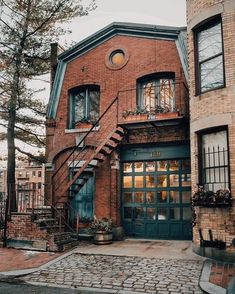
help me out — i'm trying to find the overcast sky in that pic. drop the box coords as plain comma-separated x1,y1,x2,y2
0,0,186,156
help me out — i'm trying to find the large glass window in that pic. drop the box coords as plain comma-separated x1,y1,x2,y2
138,76,175,112
69,85,100,128
200,129,229,191
195,17,224,93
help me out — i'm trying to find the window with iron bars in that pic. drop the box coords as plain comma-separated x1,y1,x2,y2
200,128,230,192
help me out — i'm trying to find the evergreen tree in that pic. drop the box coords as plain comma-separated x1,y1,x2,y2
0,0,96,211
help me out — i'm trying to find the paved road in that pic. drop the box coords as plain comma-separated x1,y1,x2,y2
23,253,204,294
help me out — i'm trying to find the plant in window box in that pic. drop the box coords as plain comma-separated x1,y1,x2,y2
192,185,231,206
88,217,113,245
155,106,179,119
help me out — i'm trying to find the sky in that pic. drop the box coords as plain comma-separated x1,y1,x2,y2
0,0,186,156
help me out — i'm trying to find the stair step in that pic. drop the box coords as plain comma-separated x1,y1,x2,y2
116,127,125,135
34,218,57,224
100,146,113,155
110,132,123,142
105,140,118,149
94,153,106,161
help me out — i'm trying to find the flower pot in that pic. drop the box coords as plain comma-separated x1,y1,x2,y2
93,230,112,245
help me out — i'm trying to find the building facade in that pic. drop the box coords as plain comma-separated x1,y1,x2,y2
187,0,235,257
46,23,192,240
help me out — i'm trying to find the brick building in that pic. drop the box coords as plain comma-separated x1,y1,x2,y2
46,23,191,240
187,0,235,258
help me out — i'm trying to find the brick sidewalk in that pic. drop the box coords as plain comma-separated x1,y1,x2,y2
0,248,62,272
209,261,235,289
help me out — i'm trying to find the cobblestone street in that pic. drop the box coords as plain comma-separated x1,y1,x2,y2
23,253,204,293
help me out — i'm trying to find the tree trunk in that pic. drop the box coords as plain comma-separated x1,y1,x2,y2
7,109,16,212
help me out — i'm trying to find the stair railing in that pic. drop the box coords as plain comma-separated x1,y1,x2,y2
51,95,119,206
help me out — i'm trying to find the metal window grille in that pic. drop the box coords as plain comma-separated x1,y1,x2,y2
202,145,229,191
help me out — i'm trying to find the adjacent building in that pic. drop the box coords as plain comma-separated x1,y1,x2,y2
187,0,235,257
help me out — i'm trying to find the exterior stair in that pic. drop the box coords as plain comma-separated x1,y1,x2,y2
61,126,125,196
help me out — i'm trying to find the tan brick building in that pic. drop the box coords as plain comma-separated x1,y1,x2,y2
45,23,191,240
187,0,235,258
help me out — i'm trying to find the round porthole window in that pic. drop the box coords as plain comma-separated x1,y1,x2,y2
110,50,125,66
105,47,129,70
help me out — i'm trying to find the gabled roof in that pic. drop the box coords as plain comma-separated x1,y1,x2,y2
47,22,188,119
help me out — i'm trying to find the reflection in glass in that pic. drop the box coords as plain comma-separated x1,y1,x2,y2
157,161,167,171
157,191,167,203
123,176,132,188
182,159,190,171
170,191,180,203
169,174,179,186
123,162,132,173
124,192,132,203
146,162,155,172
146,191,154,203
134,176,143,188
124,207,132,219
146,175,155,187
182,173,191,187
158,208,167,220
135,192,144,203
170,208,180,220
147,208,155,220
134,162,144,172
169,160,179,171
182,191,191,203
135,207,144,219
183,207,192,220
157,175,167,187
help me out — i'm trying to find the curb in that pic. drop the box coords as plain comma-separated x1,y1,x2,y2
0,246,79,278
199,259,226,294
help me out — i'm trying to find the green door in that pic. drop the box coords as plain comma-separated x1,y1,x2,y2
121,156,192,240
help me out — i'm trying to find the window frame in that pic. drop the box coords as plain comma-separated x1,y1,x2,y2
198,126,231,192
194,15,225,95
137,72,175,112
69,85,100,129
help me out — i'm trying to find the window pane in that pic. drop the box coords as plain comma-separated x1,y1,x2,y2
198,22,222,62
134,162,144,172
169,191,180,203
157,175,167,187
182,159,191,171
157,161,167,171
135,207,144,219
123,163,132,173
123,176,132,188
170,208,180,220
200,55,224,92
158,79,174,112
182,207,192,221
146,162,155,172
124,207,132,219
124,192,132,203
169,174,179,186
158,208,168,220
157,191,167,203
182,173,191,187
182,191,191,203
169,160,179,171
146,208,155,220
142,81,156,111
89,90,100,122
146,175,155,187
134,176,143,188
135,192,144,203
74,92,85,122
146,191,154,203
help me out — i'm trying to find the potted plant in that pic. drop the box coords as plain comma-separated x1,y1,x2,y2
88,217,113,245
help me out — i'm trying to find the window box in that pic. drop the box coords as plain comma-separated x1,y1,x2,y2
155,111,179,120
192,186,231,207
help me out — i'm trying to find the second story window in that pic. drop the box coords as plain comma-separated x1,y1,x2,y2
195,16,224,94
69,85,100,128
138,74,175,113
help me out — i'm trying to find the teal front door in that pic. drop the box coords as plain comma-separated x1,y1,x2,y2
70,176,94,224
121,157,192,240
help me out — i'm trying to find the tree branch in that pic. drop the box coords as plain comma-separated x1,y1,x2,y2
15,146,45,163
